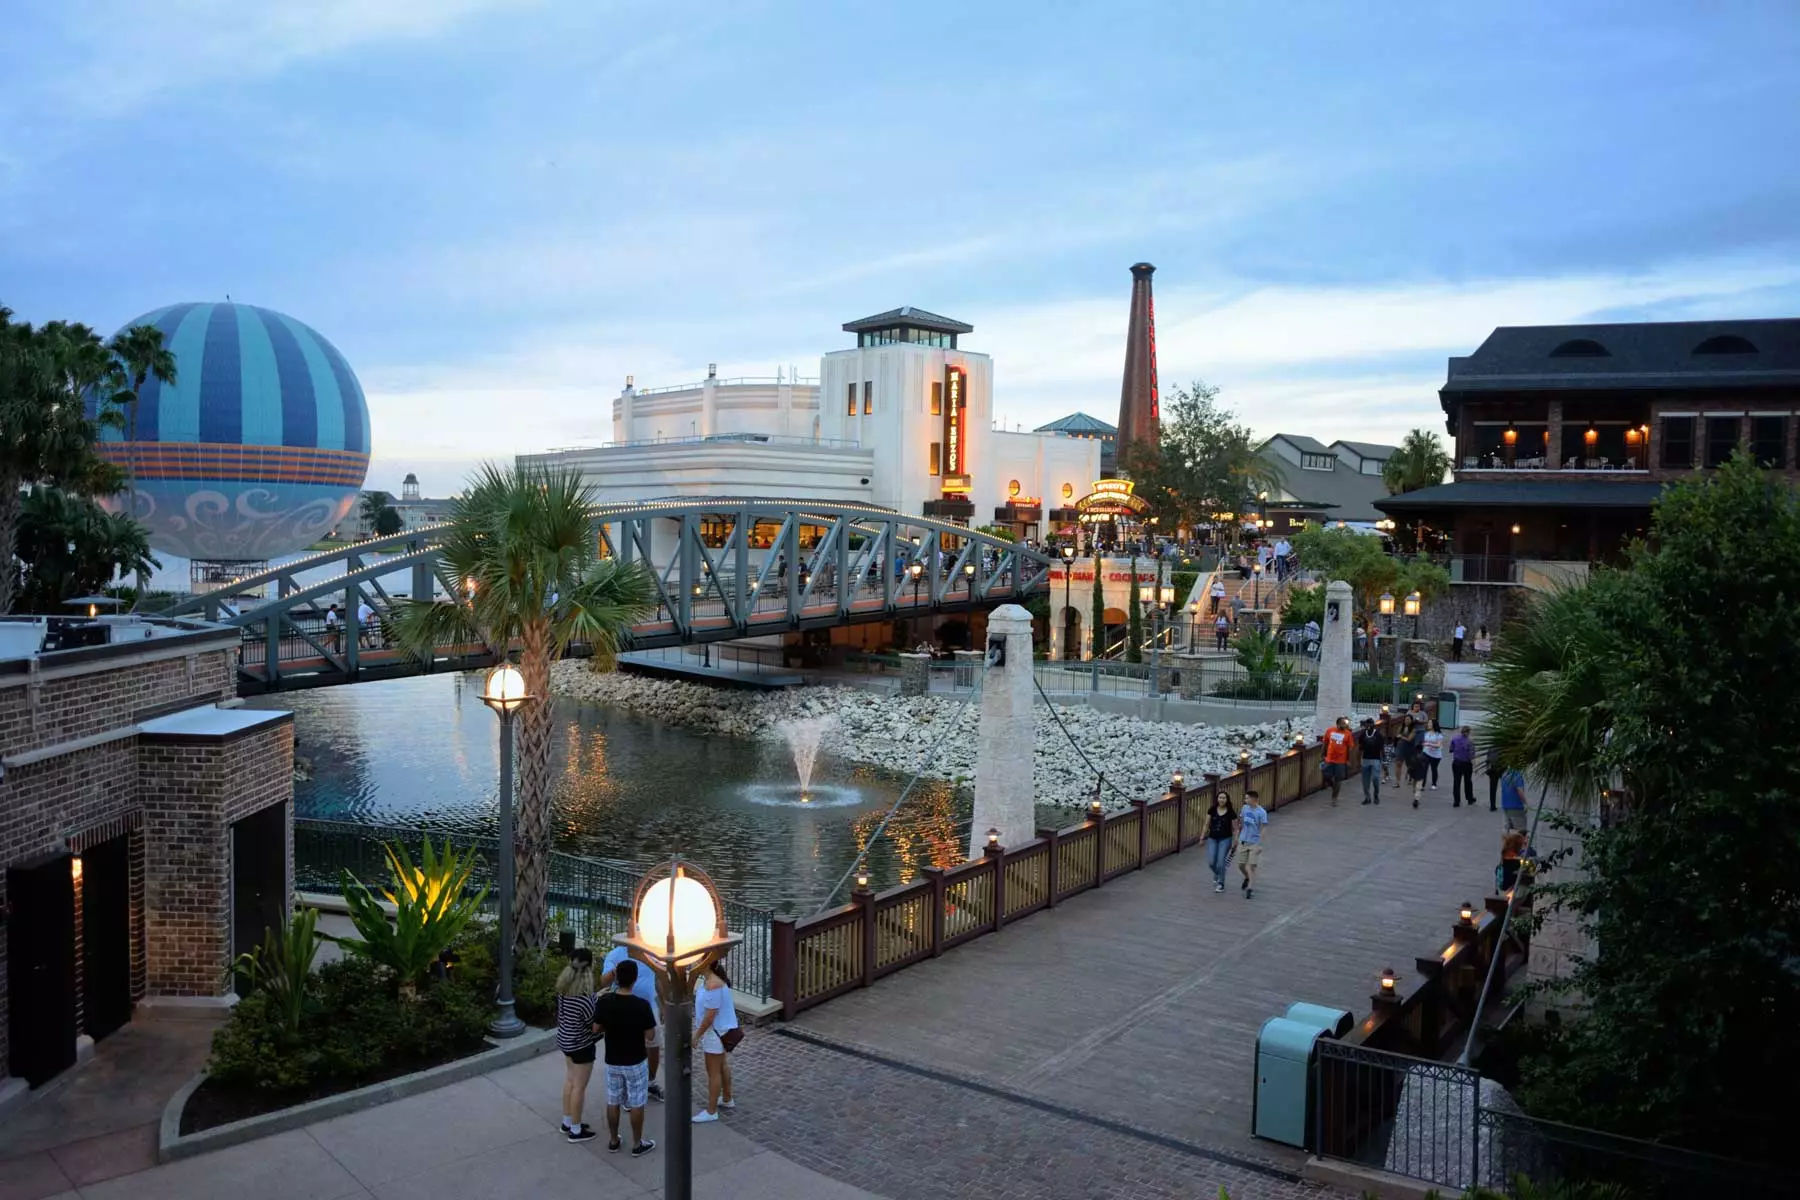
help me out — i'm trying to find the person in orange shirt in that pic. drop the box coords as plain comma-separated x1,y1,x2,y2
1322,716,1353,805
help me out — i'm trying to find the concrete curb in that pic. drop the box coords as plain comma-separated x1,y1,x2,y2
158,1027,557,1163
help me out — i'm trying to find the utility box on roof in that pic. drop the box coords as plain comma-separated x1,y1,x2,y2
1253,1003,1353,1149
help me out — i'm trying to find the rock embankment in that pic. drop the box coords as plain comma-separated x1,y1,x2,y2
549,662,1306,811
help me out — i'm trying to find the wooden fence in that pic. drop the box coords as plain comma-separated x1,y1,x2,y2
771,720,1396,1019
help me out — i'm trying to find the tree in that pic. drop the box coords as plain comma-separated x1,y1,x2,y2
1124,553,1143,662
1121,381,1278,538
1089,551,1104,660
14,486,159,612
1382,428,1453,494
107,323,177,483
0,309,127,613
1288,525,1449,672
387,465,658,949
360,490,403,537
1493,454,1800,1163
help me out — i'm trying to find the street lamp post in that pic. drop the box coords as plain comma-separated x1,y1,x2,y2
1061,545,1076,661
479,663,530,1039
615,858,741,1200
1140,582,1159,694
909,560,924,609
963,560,976,602
1252,562,1264,622
1379,592,1398,708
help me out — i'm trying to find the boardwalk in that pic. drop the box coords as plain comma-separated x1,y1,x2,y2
769,780,1501,1192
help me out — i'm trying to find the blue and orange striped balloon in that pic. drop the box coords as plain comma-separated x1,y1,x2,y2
90,302,372,562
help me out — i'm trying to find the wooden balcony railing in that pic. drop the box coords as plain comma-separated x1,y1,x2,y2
771,722,1401,1019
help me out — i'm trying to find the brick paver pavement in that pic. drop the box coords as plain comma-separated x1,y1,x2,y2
788,781,1501,1174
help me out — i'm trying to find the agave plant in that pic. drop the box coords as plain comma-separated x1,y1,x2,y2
338,839,489,997
231,906,323,1035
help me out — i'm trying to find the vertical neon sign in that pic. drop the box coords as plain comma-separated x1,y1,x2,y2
943,365,966,480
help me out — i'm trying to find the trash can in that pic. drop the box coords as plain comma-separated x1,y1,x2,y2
1253,1003,1353,1149
1437,689,1460,728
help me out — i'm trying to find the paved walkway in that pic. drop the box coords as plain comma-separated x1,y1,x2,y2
0,1050,878,1200
786,779,1501,1185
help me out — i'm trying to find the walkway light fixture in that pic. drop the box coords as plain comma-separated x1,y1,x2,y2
1171,769,1184,789
1088,797,1104,820
1238,748,1252,773
1459,901,1475,926
853,867,871,893
479,663,530,1039
1379,592,1394,616
616,856,740,1200
1379,967,1398,995
1403,591,1421,618
908,560,923,607
986,827,1000,849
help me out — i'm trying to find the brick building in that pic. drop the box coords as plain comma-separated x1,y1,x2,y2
0,615,292,1100
1375,318,1800,584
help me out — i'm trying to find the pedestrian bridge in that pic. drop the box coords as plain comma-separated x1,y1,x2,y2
159,498,1054,693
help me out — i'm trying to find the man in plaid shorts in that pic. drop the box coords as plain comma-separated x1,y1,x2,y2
594,960,658,1157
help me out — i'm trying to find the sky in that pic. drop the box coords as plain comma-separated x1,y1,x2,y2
4,0,1798,495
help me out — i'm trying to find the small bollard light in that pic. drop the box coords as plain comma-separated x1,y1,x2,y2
1088,798,1104,820
854,867,871,892
1380,703,1390,716
1171,769,1185,789
1459,901,1476,926
1292,733,1306,751
1380,967,1398,995
1238,749,1252,771
986,827,1000,848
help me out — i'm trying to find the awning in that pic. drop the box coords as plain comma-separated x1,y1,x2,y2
1375,480,1665,513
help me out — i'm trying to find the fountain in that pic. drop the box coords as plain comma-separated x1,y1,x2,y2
784,716,835,800
740,716,862,808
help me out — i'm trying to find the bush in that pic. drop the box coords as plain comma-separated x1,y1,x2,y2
337,838,488,994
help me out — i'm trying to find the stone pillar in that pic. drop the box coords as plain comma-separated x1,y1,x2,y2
969,604,1036,858
701,373,718,437
1314,580,1355,735
1174,654,1207,700
897,652,930,697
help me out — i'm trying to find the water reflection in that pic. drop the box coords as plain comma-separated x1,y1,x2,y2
250,673,1051,915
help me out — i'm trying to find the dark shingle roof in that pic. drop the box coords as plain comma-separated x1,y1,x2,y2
1375,480,1665,512
1331,440,1398,461
842,306,973,335
1442,318,1800,394
1266,432,1333,456
1257,445,1392,522
1035,412,1117,436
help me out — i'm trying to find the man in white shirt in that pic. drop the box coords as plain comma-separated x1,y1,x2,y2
601,946,665,1102
1452,621,1467,662
1273,538,1293,581
1209,578,1227,614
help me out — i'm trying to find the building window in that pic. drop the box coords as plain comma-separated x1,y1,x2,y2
931,381,942,416
1301,453,1335,471
1660,417,1694,469
1751,416,1787,468
846,384,857,416
929,442,941,476
1704,416,1739,468
863,381,873,415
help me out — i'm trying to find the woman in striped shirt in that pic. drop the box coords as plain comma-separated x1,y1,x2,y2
555,948,602,1142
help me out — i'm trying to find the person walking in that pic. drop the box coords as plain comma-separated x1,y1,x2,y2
594,960,658,1157
1500,764,1528,830
1236,790,1269,899
600,946,665,1102
324,603,341,654
1209,577,1227,615
356,598,377,649
1203,792,1237,892
1214,612,1231,651
1322,717,1352,805
1451,620,1467,662
1498,829,1529,893
1356,717,1384,805
691,962,740,1123
1485,742,1505,811
1422,719,1445,790
1449,725,1476,808
1400,716,1428,806
554,949,602,1143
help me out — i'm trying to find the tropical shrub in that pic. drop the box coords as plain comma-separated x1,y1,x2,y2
231,906,322,1034
337,839,488,995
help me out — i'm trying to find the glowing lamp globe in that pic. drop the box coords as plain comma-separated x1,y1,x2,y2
621,859,738,972
87,302,371,562
480,664,529,715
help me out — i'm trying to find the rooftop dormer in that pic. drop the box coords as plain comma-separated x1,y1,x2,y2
842,306,973,349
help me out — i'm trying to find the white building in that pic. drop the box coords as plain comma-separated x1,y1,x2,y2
521,307,1100,540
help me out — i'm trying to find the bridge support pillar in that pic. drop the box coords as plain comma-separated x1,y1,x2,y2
969,603,1036,859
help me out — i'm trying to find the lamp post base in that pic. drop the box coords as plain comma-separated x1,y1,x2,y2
489,1000,527,1039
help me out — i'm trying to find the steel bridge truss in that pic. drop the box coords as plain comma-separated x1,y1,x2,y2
162,499,1051,691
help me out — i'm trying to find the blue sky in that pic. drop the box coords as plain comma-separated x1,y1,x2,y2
4,0,1798,494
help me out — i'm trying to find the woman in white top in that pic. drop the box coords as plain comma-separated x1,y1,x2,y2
690,963,739,1123
1422,720,1445,791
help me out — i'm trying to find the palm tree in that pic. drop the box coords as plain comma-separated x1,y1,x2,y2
1382,429,1452,495
106,324,177,605
387,464,658,949
360,491,397,537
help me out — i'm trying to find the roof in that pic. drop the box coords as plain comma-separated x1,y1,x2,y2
1374,480,1665,512
841,306,974,335
1331,439,1398,461
1256,445,1392,522
1035,412,1117,436
1264,432,1333,456
1442,318,1800,395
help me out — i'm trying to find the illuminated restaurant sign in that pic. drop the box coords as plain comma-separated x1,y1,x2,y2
941,365,967,489
1074,478,1150,520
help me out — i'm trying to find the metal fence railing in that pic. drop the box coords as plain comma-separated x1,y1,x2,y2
294,818,774,999
1313,1038,1795,1197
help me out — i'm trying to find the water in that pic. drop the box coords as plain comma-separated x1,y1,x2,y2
248,673,994,916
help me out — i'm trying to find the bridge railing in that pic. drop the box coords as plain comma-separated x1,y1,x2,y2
771,733,1345,1019
294,818,776,998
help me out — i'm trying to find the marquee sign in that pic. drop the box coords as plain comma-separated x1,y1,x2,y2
941,365,967,491
1074,478,1150,520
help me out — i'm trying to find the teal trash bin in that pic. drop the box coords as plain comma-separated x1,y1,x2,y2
1437,689,1460,728
1253,1004,1354,1149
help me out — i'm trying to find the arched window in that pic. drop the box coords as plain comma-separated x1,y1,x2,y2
1549,338,1611,357
1693,335,1758,355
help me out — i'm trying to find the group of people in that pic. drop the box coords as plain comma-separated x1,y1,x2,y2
1315,706,1529,822
321,600,381,653
551,943,741,1154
